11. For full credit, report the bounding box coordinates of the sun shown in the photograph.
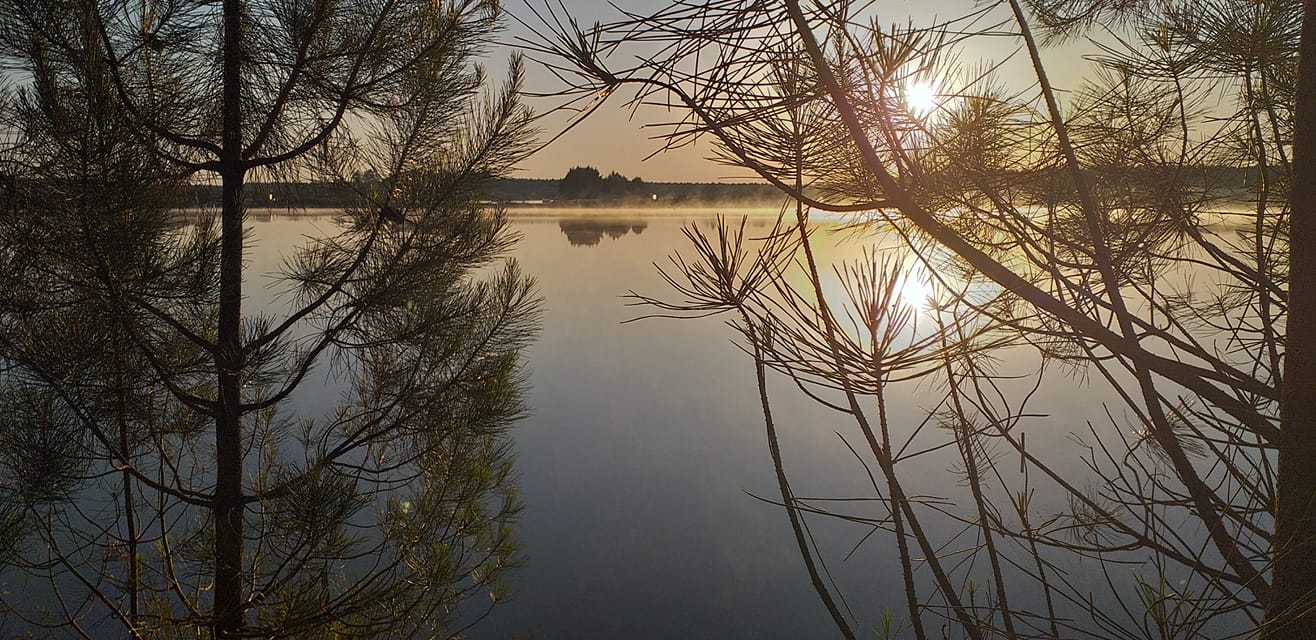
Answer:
[904,80,939,117]
[897,263,936,311]
[899,277,933,311]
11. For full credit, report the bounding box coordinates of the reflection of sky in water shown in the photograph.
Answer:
[482,214,864,639]
[239,210,1209,639]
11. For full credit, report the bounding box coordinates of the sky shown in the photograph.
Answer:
[499,0,1105,183]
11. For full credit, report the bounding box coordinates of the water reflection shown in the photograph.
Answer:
[1,209,1178,639]
[483,210,1196,639]
[558,218,649,246]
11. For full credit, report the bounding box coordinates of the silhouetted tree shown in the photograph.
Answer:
[530,0,1308,637]
[557,166,648,201]
[558,165,604,199]
[0,0,538,637]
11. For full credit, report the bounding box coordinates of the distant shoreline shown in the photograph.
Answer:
[183,178,785,210]
[208,201,1264,225]
[177,204,789,222]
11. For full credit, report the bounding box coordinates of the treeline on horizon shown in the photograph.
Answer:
[180,168,782,208]
[174,164,1267,210]
[542,166,782,205]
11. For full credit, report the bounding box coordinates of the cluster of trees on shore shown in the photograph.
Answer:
[556,166,649,200]
[494,171,786,204]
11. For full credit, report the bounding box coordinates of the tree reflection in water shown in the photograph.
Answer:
[558,219,649,246]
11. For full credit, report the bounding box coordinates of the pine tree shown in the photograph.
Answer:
[0,1,539,637]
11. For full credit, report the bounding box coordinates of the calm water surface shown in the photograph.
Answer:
[244,209,1133,639]
[485,212,868,639]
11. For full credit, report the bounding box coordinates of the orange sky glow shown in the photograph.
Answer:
[504,0,1104,182]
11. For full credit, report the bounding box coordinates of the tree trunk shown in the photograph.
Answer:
[213,0,246,635]
[1270,2,1316,637]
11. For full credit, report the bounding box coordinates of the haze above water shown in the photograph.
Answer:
[244,209,1133,639]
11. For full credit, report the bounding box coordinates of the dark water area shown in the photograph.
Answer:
[484,213,859,639]
[233,209,1187,639]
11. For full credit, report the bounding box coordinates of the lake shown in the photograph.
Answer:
[239,207,1148,639]
[482,211,879,639]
